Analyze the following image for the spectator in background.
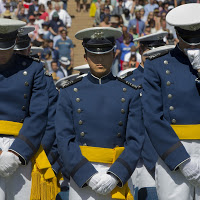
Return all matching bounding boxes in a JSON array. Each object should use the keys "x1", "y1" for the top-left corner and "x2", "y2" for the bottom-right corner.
[
  {"x1": 53, "y1": 26, "x2": 66, "y2": 46},
  {"x1": 139, "y1": 7, "x2": 147, "y2": 22},
  {"x1": 141, "y1": 25, "x2": 151, "y2": 36},
  {"x1": 104, "y1": 0, "x2": 113, "y2": 13},
  {"x1": 28, "y1": 0, "x2": 39, "y2": 17},
  {"x1": 48, "y1": 39, "x2": 59, "y2": 62},
  {"x1": 100, "y1": 6, "x2": 110, "y2": 23},
  {"x1": 144, "y1": 0, "x2": 158, "y2": 16},
  {"x1": 59, "y1": 57, "x2": 70, "y2": 76},
  {"x1": 128, "y1": 10, "x2": 145, "y2": 36},
  {"x1": 38, "y1": 0, "x2": 48, "y2": 8},
  {"x1": 52, "y1": 0, "x2": 64, "y2": 9},
  {"x1": 116, "y1": 34, "x2": 135, "y2": 70},
  {"x1": 50, "y1": 60, "x2": 64, "y2": 83},
  {"x1": 149, "y1": 18, "x2": 156, "y2": 33},
  {"x1": 55, "y1": 29, "x2": 74, "y2": 64},
  {"x1": 110, "y1": 15, "x2": 122, "y2": 31},
  {"x1": 17, "y1": 6, "x2": 28, "y2": 21},
  {"x1": 38, "y1": 3, "x2": 49, "y2": 21},
  {"x1": 121, "y1": 8, "x2": 133, "y2": 27},
  {"x1": 0, "y1": 0, "x2": 6, "y2": 16},
  {"x1": 49, "y1": 11, "x2": 65, "y2": 36},
  {"x1": 27, "y1": 15, "x2": 39, "y2": 41},
  {"x1": 34, "y1": 12, "x2": 44, "y2": 29},
  {"x1": 42, "y1": 22, "x2": 52, "y2": 39},
  {"x1": 112, "y1": 0, "x2": 124, "y2": 16},
  {"x1": 117, "y1": 25, "x2": 133, "y2": 43},
  {"x1": 49, "y1": 3, "x2": 71, "y2": 27},
  {"x1": 23, "y1": 0, "x2": 33, "y2": 15},
  {"x1": 160, "y1": 1, "x2": 169, "y2": 16},
  {"x1": 129, "y1": 54, "x2": 139, "y2": 68},
  {"x1": 3, "y1": 10, "x2": 12, "y2": 19},
  {"x1": 99, "y1": 14, "x2": 111, "y2": 27},
  {"x1": 46, "y1": 1, "x2": 53, "y2": 14},
  {"x1": 145, "y1": 11, "x2": 154, "y2": 26},
  {"x1": 94, "y1": 2, "x2": 105, "y2": 26},
  {"x1": 32, "y1": 29, "x2": 45, "y2": 46}
]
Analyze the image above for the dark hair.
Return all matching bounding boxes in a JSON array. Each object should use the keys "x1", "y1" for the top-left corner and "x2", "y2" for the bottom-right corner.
[
  {"x1": 47, "y1": 1, "x2": 51, "y2": 6},
  {"x1": 60, "y1": 29, "x2": 68, "y2": 34},
  {"x1": 48, "y1": 39, "x2": 54, "y2": 43},
  {"x1": 51, "y1": 60, "x2": 57, "y2": 66}
]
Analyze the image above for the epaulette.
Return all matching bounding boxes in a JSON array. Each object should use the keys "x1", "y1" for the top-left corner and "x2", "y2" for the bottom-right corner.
[
  {"x1": 120, "y1": 71, "x2": 133, "y2": 79},
  {"x1": 147, "y1": 51, "x2": 168, "y2": 61},
  {"x1": 44, "y1": 71, "x2": 52, "y2": 77},
  {"x1": 61, "y1": 77, "x2": 83, "y2": 89},
  {"x1": 29, "y1": 56, "x2": 40, "y2": 63},
  {"x1": 16, "y1": 53, "x2": 40, "y2": 63},
  {"x1": 117, "y1": 77, "x2": 142, "y2": 90}
]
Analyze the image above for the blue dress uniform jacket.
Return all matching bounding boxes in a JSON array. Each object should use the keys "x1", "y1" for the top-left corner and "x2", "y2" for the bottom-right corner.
[
  {"x1": 41, "y1": 73, "x2": 59, "y2": 155},
  {"x1": 124, "y1": 65, "x2": 158, "y2": 171},
  {"x1": 55, "y1": 72, "x2": 144, "y2": 188},
  {"x1": 142, "y1": 45, "x2": 195, "y2": 171},
  {"x1": 0, "y1": 53, "x2": 48, "y2": 164}
]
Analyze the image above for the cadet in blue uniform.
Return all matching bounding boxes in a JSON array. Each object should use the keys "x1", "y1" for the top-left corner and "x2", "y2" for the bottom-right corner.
[
  {"x1": 0, "y1": 19, "x2": 48, "y2": 199},
  {"x1": 55, "y1": 27, "x2": 144, "y2": 200},
  {"x1": 14, "y1": 28, "x2": 61, "y2": 199},
  {"x1": 119, "y1": 32, "x2": 170, "y2": 200},
  {"x1": 142, "y1": 4, "x2": 200, "y2": 200}
]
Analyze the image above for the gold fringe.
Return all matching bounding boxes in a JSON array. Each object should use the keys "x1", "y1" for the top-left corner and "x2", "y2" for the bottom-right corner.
[
  {"x1": 30, "y1": 164, "x2": 41, "y2": 200},
  {"x1": 40, "y1": 175, "x2": 47, "y2": 200},
  {"x1": 46, "y1": 181, "x2": 51, "y2": 200}
]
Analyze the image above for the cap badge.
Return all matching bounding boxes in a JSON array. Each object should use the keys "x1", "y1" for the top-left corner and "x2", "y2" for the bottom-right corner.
[
  {"x1": 0, "y1": 26, "x2": 9, "y2": 34},
  {"x1": 92, "y1": 31, "x2": 104, "y2": 39}
]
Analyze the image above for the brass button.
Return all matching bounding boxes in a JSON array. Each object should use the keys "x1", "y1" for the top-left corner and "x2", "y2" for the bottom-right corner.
[
  {"x1": 117, "y1": 133, "x2": 121, "y2": 137},
  {"x1": 172, "y1": 119, "x2": 176, "y2": 124},
  {"x1": 74, "y1": 88, "x2": 78, "y2": 92},
  {"x1": 25, "y1": 82, "x2": 29, "y2": 86},
  {"x1": 79, "y1": 120, "x2": 83, "y2": 125},
  {"x1": 118, "y1": 121, "x2": 123, "y2": 126},
  {"x1": 80, "y1": 132, "x2": 85, "y2": 137},
  {"x1": 132, "y1": 78, "x2": 135, "y2": 82},
  {"x1": 123, "y1": 88, "x2": 127, "y2": 92},
  {"x1": 166, "y1": 70, "x2": 170, "y2": 75},
  {"x1": 164, "y1": 60, "x2": 168, "y2": 65},
  {"x1": 121, "y1": 98, "x2": 125, "y2": 103},
  {"x1": 20, "y1": 119, "x2": 24, "y2": 123},
  {"x1": 22, "y1": 106, "x2": 26, "y2": 111},
  {"x1": 23, "y1": 71, "x2": 27, "y2": 76},
  {"x1": 77, "y1": 109, "x2": 82, "y2": 113},
  {"x1": 83, "y1": 143, "x2": 87, "y2": 146},
  {"x1": 121, "y1": 109, "x2": 125, "y2": 114},
  {"x1": 166, "y1": 81, "x2": 171, "y2": 86},
  {"x1": 24, "y1": 94, "x2": 27, "y2": 99},
  {"x1": 169, "y1": 106, "x2": 174, "y2": 111},
  {"x1": 76, "y1": 98, "x2": 80, "y2": 102},
  {"x1": 168, "y1": 94, "x2": 172, "y2": 99}
]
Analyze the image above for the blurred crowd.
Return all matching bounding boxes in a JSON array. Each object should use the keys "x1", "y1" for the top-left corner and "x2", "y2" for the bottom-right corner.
[{"x1": 0, "y1": 0, "x2": 199, "y2": 82}]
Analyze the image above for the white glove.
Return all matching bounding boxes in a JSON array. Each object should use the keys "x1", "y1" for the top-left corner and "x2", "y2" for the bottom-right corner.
[
  {"x1": 87, "y1": 173, "x2": 102, "y2": 190},
  {"x1": 179, "y1": 157, "x2": 200, "y2": 187},
  {"x1": 0, "y1": 151, "x2": 21, "y2": 177},
  {"x1": 184, "y1": 48, "x2": 200, "y2": 70},
  {"x1": 93, "y1": 173, "x2": 119, "y2": 195}
]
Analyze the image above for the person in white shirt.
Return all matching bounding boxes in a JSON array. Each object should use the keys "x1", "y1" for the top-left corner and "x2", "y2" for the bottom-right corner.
[{"x1": 49, "y1": 3, "x2": 71, "y2": 28}]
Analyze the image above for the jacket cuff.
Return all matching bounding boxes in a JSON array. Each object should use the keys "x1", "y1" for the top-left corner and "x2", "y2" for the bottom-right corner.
[
  {"x1": 71, "y1": 158, "x2": 97, "y2": 188},
  {"x1": 161, "y1": 142, "x2": 190, "y2": 171},
  {"x1": 107, "y1": 158, "x2": 132, "y2": 187}
]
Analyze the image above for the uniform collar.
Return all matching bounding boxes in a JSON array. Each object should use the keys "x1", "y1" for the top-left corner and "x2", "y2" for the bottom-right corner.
[
  {"x1": 171, "y1": 45, "x2": 190, "y2": 64},
  {"x1": 138, "y1": 64, "x2": 144, "y2": 73},
  {"x1": 87, "y1": 71, "x2": 115, "y2": 84}
]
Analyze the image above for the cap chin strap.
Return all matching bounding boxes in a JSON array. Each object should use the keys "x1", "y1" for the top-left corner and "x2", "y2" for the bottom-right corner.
[
  {"x1": 0, "y1": 40, "x2": 16, "y2": 51},
  {"x1": 85, "y1": 46, "x2": 115, "y2": 55},
  {"x1": 14, "y1": 44, "x2": 30, "y2": 51}
]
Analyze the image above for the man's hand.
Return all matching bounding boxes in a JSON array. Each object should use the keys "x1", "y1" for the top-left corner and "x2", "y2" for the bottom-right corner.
[
  {"x1": 180, "y1": 157, "x2": 200, "y2": 187},
  {"x1": 93, "y1": 174, "x2": 119, "y2": 195},
  {"x1": 87, "y1": 173, "x2": 102, "y2": 190},
  {"x1": 0, "y1": 151, "x2": 21, "y2": 177}
]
